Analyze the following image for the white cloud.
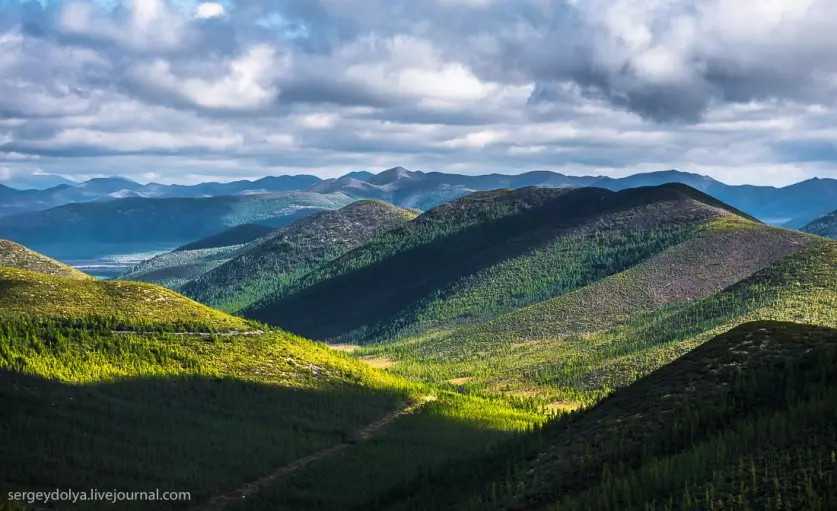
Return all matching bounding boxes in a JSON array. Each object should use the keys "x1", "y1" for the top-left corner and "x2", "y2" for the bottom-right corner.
[
  {"x1": 195, "y1": 2, "x2": 226, "y2": 19},
  {"x1": 129, "y1": 45, "x2": 286, "y2": 110},
  {"x1": 1, "y1": 0, "x2": 837, "y2": 186}
]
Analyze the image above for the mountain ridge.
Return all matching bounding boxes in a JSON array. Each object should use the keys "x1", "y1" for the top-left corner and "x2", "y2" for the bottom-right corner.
[
  {"x1": 244, "y1": 184, "x2": 755, "y2": 341},
  {"x1": 4, "y1": 168, "x2": 837, "y2": 228},
  {"x1": 179, "y1": 200, "x2": 418, "y2": 312}
]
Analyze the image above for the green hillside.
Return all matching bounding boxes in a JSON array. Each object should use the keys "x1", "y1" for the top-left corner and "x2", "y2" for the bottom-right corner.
[
  {"x1": 803, "y1": 209, "x2": 837, "y2": 239},
  {"x1": 181, "y1": 200, "x2": 418, "y2": 312},
  {"x1": 0, "y1": 240, "x2": 91, "y2": 280},
  {"x1": 118, "y1": 245, "x2": 242, "y2": 289},
  {"x1": 390, "y1": 322, "x2": 837, "y2": 511},
  {"x1": 245, "y1": 185, "x2": 763, "y2": 342},
  {"x1": 0, "y1": 266, "x2": 252, "y2": 331},
  {"x1": 365, "y1": 233, "x2": 830, "y2": 406},
  {"x1": 176, "y1": 224, "x2": 276, "y2": 251},
  {"x1": 119, "y1": 225, "x2": 279, "y2": 290},
  {"x1": 0, "y1": 247, "x2": 542, "y2": 510}
]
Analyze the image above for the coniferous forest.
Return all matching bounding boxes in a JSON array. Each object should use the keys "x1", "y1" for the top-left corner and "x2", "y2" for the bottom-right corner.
[{"x1": 2, "y1": 182, "x2": 837, "y2": 511}]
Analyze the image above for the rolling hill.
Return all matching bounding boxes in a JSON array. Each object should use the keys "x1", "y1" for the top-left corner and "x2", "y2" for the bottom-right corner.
[
  {"x1": 802, "y1": 208, "x2": 837, "y2": 239},
  {"x1": 118, "y1": 225, "x2": 277, "y2": 289},
  {"x1": 176, "y1": 224, "x2": 276, "y2": 251},
  {"x1": 0, "y1": 243, "x2": 541, "y2": 510},
  {"x1": 180, "y1": 200, "x2": 418, "y2": 312},
  {"x1": 391, "y1": 321, "x2": 837, "y2": 511},
  {"x1": 245, "y1": 184, "x2": 765, "y2": 342},
  {"x1": 0, "y1": 192, "x2": 355, "y2": 259},
  {"x1": 365, "y1": 222, "x2": 824, "y2": 404},
  {"x1": 0, "y1": 240, "x2": 92, "y2": 280}
]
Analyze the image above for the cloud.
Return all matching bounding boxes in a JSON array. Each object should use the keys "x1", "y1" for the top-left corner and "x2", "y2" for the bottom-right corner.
[
  {"x1": 195, "y1": 3, "x2": 226, "y2": 19},
  {"x1": 0, "y1": 0, "x2": 836, "y2": 186}
]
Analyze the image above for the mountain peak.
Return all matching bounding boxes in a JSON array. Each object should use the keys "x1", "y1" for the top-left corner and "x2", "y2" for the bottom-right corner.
[{"x1": 368, "y1": 166, "x2": 419, "y2": 185}]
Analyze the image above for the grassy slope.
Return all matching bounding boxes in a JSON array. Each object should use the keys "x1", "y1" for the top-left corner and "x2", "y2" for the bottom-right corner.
[
  {"x1": 247, "y1": 185, "x2": 743, "y2": 342},
  {"x1": 119, "y1": 225, "x2": 279, "y2": 290},
  {"x1": 365, "y1": 231, "x2": 829, "y2": 406},
  {"x1": 119, "y1": 245, "x2": 243, "y2": 290},
  {"x1": 0, "y1": 266, "x2": 252, "y2": 331},
  {"x1": 386, "y1": 321, "x2": 837, "y2": 511},
  {"x1": 0, "y1": 240, "x2": 91, "y2": 280},
  {"x1": 0, "y1": 252, "x2": 541, "y2": 510},
  {"x1": 181, "y1": 200, "x2": 417, "y2": 313}
]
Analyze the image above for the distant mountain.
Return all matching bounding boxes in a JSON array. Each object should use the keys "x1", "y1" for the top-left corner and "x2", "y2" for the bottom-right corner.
[
  {"x1": 0, "y1": 172, "x2": 75, "y2": 190},
  {"x1": 245, "y1": 184, "x2": 781, "y2": 341},
  {"x1": 0, "y1": 192, "x2": 354, "y2": 259},
  {"x1": 3, "y1": 168, "x2": 836, "y2": 227},
  {"x1": 308, "y1": 167, "x2": 602, "y2": 210},
  {"x1": 802, "y1": 208, "x2": 837, "y2": 239},
  {"x1": 306, "y1": 167, "x2": 837, "y2": 226},
  {"x1": 180, "y1": 200, "x2": 417, "y2": 312},
  {"x1": 0, "y1": 175, "x2": 324, "y2": 217}
]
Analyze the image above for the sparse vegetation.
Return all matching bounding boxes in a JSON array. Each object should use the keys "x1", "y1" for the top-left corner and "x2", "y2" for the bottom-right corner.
[
  {"x1": 0, "y1": 240, "x2": 91, "y2": 280},
  {"x1": 247, "y1": 185, "x2": 741, "y2": 341},
  {"x1": 363, "y1": 237, "x2": 833, "y2": 405},
  {"x1": 385, "y1": 322, "x2": 837, "y2": 511},
  {"x1": 182, "y1": 201, "x2": 417, "y2": 312}
]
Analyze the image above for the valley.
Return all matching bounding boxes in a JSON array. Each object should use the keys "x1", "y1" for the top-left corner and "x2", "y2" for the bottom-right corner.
[{"x1": 1, "y1": 173, "x2": 836, "y2": 511}]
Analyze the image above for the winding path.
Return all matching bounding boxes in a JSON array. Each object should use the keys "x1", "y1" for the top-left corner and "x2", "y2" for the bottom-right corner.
[{"x1": 194, "y1": 395, "x2": 436, "y2": 511}]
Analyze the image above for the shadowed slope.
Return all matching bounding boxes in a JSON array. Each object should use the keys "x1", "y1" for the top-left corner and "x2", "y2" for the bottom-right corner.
[
  {"x1": 367, "y1": 234, "x2": 831, "y2": 403},
  {"x1": 385, "y1": 321, "x2": 837, "y2": 511},
  {"x1": 246, "y1": 185, "x2": 756, "y2": 341},
  {"x1": 181, "y1": 200, "x2": 417, "y2": 312}
]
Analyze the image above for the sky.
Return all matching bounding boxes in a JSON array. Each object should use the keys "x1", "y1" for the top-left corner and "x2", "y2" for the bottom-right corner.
[{"x1": 1, "y1": 0, "x2": 836, "y2": 186}]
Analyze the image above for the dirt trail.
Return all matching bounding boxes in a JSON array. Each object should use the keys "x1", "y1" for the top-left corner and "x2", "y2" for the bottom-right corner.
[{"x1": 195, "y1": 395, "x2": 436, "y2": 511}]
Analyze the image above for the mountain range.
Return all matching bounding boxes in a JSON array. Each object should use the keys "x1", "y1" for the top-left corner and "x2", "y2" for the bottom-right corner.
[
  {"x1": 0, "y1": 191, "x2": 354, "y2": 259},
  {"x1": 4, "y1": 168, "x2": 837, "y2": 230}
]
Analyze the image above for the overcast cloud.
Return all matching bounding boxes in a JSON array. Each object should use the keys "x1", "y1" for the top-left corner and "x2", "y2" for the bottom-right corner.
[{"x1": 0, "y1": 0, "x2": 836, "y2": 186}]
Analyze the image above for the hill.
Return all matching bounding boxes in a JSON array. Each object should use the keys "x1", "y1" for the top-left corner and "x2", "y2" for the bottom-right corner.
[
  {"x1": 0, "y1": 265, "x2": 252, "y2": 331},
  {"x1": 245, "y1": 184, "x2": 762, "y2": 341},
  {"x1": 180, "y1": 200, "x2": 418, "y2": 312},
  {"x1": 117, "y1": 245, "x2": 246, "y2": 290},
  {"x1": 364, "y1": 219, "x2": 819, "y2": 403},
  {"x1": 802, "y1": 209, "x2": 837, "y2": 239},
  {"x1": 0, "y1": 240, "x2": 92, "y2": 280},
  {"x1": 118, "y1": 225, "x2": 279, "y2": 289},
  {"x1": 176, "y1": 224, "x2": 276, "y2": 251},
  {"x1": 389, "y1": 321, "x2": 837, "y2": 510},
  {"x1": 0, "y1": 248, "x2": 541, "y2": 510},
  {"x1": 0, "y1": 192, "x2": 354, "y2": 259}
]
